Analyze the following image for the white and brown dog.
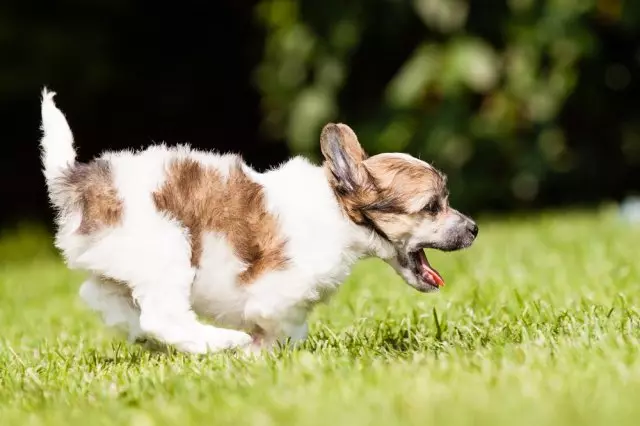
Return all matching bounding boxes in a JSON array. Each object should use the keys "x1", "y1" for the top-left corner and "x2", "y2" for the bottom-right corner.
[{"x1": 39, "y1": 88, "x2": 478, "y2": 354}]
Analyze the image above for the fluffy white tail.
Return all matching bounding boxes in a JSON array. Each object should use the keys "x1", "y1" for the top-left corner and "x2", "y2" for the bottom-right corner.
[{"x1": 40, "y1": 87, "x2": 76, "y2": 184}]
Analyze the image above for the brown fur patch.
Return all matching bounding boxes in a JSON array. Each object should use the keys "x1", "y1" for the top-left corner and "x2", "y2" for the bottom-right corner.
[
  {"x1": 363, "y1": 155, "x2": 449, "y2": 243},
  {"x1": 325, "y1": 153, "x2": 445, "y2": 215},
  {"x1": 60, "y1": 159, "x2": 123, "y2": 234},
  {"x1": 319, "y1": 122, "x2": 455, "y2": 248},
  {"x1": 152, "y1": 157, "x2": 289, "y2": 284},
  {"x1": 364, "y1": 155, "x2": 446, "y2": 214}
]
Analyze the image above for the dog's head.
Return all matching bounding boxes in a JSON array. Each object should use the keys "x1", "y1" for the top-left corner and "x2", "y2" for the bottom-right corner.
[{"x1": 320, "y1": 123, "x2": 478, "y2": 292}]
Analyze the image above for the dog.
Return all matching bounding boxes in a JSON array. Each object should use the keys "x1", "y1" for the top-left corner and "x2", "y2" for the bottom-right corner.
[{"x1": 39, "y1": 88, "x2": 478, "y2": 354}]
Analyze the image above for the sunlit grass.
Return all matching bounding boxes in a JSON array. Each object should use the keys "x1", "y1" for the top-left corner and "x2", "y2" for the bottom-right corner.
[{"x1": 1, "y1": 208, "x2": 640, "y2": 425}]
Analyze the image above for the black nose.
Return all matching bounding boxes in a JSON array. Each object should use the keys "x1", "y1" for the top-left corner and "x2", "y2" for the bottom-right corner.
[{"x1": 467, "y1": 221, "x2": 478, "y2": 237}]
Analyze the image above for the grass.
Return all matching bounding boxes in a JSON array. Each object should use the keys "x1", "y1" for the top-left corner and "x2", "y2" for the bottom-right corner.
[{"x1": 1, "y1": 207, "x2": 640, "y2": 425}]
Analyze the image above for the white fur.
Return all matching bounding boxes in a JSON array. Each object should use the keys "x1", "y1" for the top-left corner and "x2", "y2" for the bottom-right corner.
[
  {"x1": 40, "y1": 88, "x2": 76, "y2": 185},
  {"x1": 79, "y1": 277, "x2": 142, "y2": 341},
  {"x1": 40, "y1": 90, "x2": 396, "y2": 354}
]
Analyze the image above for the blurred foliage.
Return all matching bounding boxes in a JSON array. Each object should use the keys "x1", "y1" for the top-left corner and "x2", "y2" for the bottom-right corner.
[
  {"x1": 253, "y1": 0, "x2": 640, "y2": 213},
  {"x1": 0, "y1": 0, "x2": 638, "y2": 224}
]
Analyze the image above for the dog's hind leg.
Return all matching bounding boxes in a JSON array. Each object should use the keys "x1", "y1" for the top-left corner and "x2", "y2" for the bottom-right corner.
[
  {"x1": 79, "y1": 276, "x2": 143, "y2": 342},
  {"x1": 106, "y1": 229, "x2": 252, "y2": 354},
  {"x1": 81, "y1": 264, "x2": 251, "y2": 353},
  {"x1": 131, "y1": 265, "x2": 252, "y2": 354},
  {"x1": 80, "y1": 208, "x2": 251, "y2": 353}
]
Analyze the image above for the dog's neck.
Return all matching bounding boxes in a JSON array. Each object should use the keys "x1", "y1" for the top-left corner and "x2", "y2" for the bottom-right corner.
[{"x1": 256, "y1": 157, "x2": 396, "y2": 266}]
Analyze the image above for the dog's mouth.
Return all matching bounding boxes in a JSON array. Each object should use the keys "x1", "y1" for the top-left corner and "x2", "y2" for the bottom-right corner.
[{"x1": 409, "y1": 249, "x2": 444, "y2": 290}]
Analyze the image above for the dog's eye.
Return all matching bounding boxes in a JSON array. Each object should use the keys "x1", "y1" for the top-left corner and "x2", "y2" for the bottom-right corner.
[{"x1": 423, "y1": 199, "x2": 440, "y2": 214}]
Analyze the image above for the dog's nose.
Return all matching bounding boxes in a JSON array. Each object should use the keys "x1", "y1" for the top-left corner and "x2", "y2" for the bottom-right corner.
[{"x1": 467, "y1": 221, "x2": 478, "y2": 237}]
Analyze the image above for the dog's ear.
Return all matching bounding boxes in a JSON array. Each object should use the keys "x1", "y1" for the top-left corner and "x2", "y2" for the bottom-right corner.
[{"x1": 320, "y1": 123, "x2": 368, "y2": 192}]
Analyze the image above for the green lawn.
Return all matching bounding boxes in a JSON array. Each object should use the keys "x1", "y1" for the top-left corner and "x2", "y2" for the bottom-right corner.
[{"x1": 1, "y1": 208, "x2": 640, "y2": 425}]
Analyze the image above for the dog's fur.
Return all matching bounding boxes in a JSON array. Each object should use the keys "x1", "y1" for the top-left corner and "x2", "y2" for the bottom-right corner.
[{"x1": 39, "y1": 88, "x2": 478, "y2": 354}]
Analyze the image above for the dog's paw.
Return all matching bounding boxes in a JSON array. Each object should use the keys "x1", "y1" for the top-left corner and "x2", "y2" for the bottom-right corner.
[
  {"x1": 166, "y1": 326, "x2": 252, "y2": 355},
  {"x1": 191, "y1": 326, "x2": 252, "y2": 353}
]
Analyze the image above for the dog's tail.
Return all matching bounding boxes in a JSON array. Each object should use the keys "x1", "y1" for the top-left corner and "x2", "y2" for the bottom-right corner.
[{"x1": 40, "y1": 87, "x2": 77, "y2": 209}]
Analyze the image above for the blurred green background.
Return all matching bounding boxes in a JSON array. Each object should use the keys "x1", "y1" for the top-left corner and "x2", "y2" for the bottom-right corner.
[
  {"x1": 1, "y1": 0, "x2": 639, "y2": 226},
  {"x1": 253, "y1": 0, "x2": 640, "y2": 214}
]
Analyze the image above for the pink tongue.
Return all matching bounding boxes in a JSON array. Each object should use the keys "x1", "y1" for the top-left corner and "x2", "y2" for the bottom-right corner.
[{"x1": 417, "y1": 250, "x2": 445, "y2": 287}]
